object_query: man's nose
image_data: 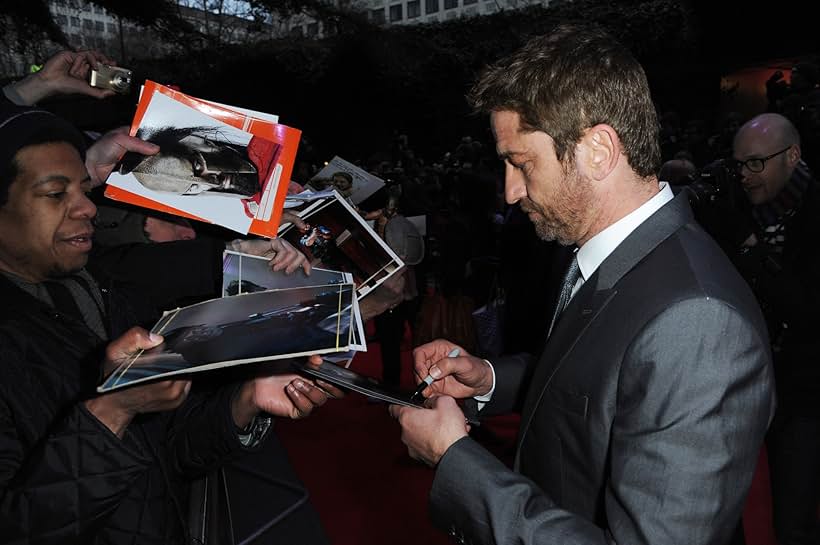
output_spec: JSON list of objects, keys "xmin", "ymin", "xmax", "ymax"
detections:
[
  {"xmin": 738, "ymin": 165, "xmax": 756, "ymax": 183},
  {"xmin": 504, "ymin": 165, "xmax": 526, "ymax": 205},
  {"xmin": 73, "ymin": 192, "xmax": 97, "ymax": 220}
]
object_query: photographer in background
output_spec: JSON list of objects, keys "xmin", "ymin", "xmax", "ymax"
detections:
[{"xmin": 700, "ymin": 113, "xmax": 820, "ymax": 545}]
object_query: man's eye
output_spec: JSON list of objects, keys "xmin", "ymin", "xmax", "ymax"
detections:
[{"xmin": 46, "ymin": 192, "xmax": 66, "ymax": 199}]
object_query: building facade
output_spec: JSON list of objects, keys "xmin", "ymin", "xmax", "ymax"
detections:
[{"xmin": 360, "ymin": 0, "xmax": 551, "ymax": 26}]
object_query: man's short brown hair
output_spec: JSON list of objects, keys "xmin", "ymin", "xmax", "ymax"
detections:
[{"xmin": 469, "ymin": 24, "xmax": 661, "ymax": 177}]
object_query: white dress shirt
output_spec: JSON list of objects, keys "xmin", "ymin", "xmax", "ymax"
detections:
[{"xmin": 477, "ymin": 182, "xmax": 674, "ymax": 405}]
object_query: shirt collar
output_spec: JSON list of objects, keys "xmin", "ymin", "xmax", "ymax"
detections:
[{"xmin": 576, "ymin": 182, "xmax": 674, "ymax": 282}]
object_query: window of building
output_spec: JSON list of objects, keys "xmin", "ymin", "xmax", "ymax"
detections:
[
  {"xmin": 107, "ymin": 22, "xmax": 117, "ymax": 33},
  {"xmin": 444, "ymin": 0, "xmax": 458, "ymax": 9},
  {"xmin": 425, "ymin": 0, "xmax": 440, "ymax": 13},
  {"xmin": 463, "ymin": 0, "xmax": 477, "ymax": 4},
  {"xmin": 56, "ymin": 14, "xmax": 68, "ymax": 26},
  {"xmin": 407, "ymin": 0, "xmax": 421, "ymax": 18},
  {"xmin": 82, "ymin": 18, "xmax": 93, "ymax": 29},
  {"xmin": 371, "ymin": 8, "xmax": 386, "ymax": 24},
  {"xmin": 95, "ymin": 20, "xmax": 104, "ymax": 32},
  {"xmin": 70, "ymin": 16, "xmax": 80, "ymax": 27},
  {"xmin": 306, "ymin": 22, "xmax": 319, "ymax": 37},
  {"xmin": 389, "ymin": 3, "xmax": 403, "ymax": 22}
]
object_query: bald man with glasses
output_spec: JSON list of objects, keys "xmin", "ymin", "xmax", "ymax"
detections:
[
  {"xmin": 729, "ymin": 112, "xmax": 820, "ymax": 545},
  {"xmin": 733, "ymin": 113, "xmax": 805, "ymax": 207}
]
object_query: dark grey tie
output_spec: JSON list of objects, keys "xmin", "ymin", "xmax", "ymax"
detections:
[{"xmin": 547, "ymin": 252, "xmax": 581, "ymax": 338}]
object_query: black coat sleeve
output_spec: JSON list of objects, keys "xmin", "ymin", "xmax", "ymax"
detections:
[{"xmin": 0, "ymin": 379, "xmax": 153, "ymax": 543}]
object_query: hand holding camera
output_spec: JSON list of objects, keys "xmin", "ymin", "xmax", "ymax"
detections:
[{"xmin": 3, "ymin": 49, "xmax": 130, "ymax": 105}]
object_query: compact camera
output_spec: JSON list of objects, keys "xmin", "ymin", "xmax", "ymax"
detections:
[{"xmin": 89, "ymin": 64, "xmax": 132, "ymax": 94}]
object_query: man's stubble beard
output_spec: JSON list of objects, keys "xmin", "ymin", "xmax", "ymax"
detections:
[{"xmin": 524, "ymin": 169, "xmax": 592, "ymax": 246}]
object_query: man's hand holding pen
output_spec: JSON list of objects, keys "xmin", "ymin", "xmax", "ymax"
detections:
[
  {"xmin": 389, "ymin": 340, "xmax": 495, "ymax": 466},
  {"xmin": 408, "ymin": 340, "xmax": 494, "ymax": 401}
]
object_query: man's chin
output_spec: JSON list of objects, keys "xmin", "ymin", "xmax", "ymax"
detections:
[
  {"xmin": 532, "ymin": 221, "xmax": 574, "ymax": 246},
  {"xmin": 47, "ymin": 258, "xmax": 89, "ymax": 279}
]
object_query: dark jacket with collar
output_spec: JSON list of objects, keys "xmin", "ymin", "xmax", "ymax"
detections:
[
  {"xmin": 430, "ymin": 192, "xmax": 775, "ymax": 545},
  {"xmin": 0, "ymin": 270, "xmax": 249, "ymax": 544},
  {"xmin": 727, "ymin": 173, "xmax": 820, "ymax": 415}
]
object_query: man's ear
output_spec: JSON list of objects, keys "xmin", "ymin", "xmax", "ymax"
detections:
[
  {"xmin": 786, "ymin": 143, "xmax": 802, "ymax": 167},
  {"xmin": 580, "ymin": 124, "xmax": 620, "ymax": 181}
]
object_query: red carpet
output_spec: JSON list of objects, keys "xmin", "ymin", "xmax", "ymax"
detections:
[
  {"xmin": 276, "ymin": 337, "xmax": 456, "ymax": 545},
  {"xmin": 277, "ymin": 325, "xmax": 779, "ymax": 545}
]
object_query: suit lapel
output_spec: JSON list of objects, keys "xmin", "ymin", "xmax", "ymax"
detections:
[{"xmin": 514, "ymin": 192, "xmax": 695, "ymax": 463}]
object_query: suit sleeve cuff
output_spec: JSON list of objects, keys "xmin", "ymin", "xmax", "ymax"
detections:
[{"xmin": 472, "ymin": 359, "xmax": 496, "ymax": 411}]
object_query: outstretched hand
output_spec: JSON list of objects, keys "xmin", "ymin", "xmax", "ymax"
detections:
[
  {"xmin": 229, "ymin": 237, "xmax": 311, "ymax": 275},
  {"xmin": 231, "ymin": 356, "xmax": 344, "ymax": 427},
  {"xmin": 38, "ymin": 49, "xmax": 118, "ymax": 99},
  {"xmin": 87, "ymin": 327, "xmax": 191, "ymax": 438}
]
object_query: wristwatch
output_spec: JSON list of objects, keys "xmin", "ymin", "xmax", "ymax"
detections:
[{"xmin": 237, "ymin": 412, "xmax": 273, "ymax": 448}]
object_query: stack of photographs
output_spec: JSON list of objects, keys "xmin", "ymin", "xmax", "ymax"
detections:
[{"xmin": 98, "ymin": 251, "xmax": 364, "ymax": 393}]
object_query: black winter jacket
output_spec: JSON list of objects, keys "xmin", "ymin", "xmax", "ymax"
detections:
[{"xmin": 0, "ymin": 269, "xmax": 250, "ymax": 544}]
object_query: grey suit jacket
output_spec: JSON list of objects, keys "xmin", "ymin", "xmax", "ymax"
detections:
[{"xmin": 430, "ymin": 192, "xmax": 775, "ymax": 545}]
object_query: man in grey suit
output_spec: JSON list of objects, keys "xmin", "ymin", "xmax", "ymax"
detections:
[{"xmin": 390, "ymin": 24, "xmax": 775, "ymax": 545}]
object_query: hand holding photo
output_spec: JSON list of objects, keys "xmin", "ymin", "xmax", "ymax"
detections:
[
  {"xmin": 105, "ymin": 80, "xmax": 301, "ymax": 237},
  {"xmin": 99, "ymin": 282, "xmax": 356, "ymax": 393}
]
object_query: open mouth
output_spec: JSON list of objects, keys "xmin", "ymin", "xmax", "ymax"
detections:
[{"xmin": 62, "ymin": 232, "xmax": 94, "ymax": 250}]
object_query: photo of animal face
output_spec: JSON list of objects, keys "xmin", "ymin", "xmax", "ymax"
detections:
[{"xmin": 120, "ymin": 126, "xmax": 261, "ymax": 198}]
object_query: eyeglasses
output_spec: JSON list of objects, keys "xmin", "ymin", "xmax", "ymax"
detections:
[{"xmin": 734, "ymin": 146, "xmax": 791, "ymax": 173}]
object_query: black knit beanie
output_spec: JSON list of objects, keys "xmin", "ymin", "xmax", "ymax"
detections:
[{"xmin": 0, "ymin": 105, "xmax": 87, "ymax": 206}]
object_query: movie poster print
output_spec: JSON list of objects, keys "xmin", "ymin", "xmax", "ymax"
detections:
[
  {"xmin": 107, "ymin": 92, "xmax": 280, "ymax": 233},
  {"xmin": 105, "ymin": 81, "xmax": 301, "ymax": 237},
  {"xmin": 99, "ymin": 283, "xmax": 355, "ymax": 392}
]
